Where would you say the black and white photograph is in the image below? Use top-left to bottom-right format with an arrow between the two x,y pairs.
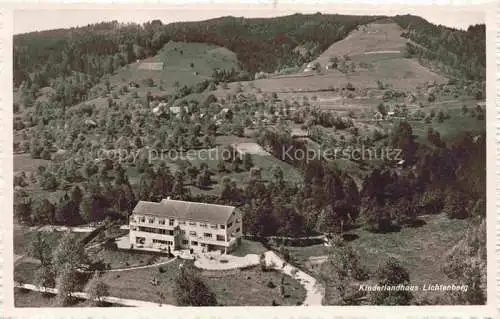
7,2 -> 494,314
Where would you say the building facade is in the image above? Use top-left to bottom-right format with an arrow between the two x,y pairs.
129,198 -> 242,254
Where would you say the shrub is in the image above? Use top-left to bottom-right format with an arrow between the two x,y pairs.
267,281 -> 276,288
371,257 -> 413,305
376,80 -> 385,90
103,238 -> 117,250
427,93 -> 436,102
443,193 -> 469,219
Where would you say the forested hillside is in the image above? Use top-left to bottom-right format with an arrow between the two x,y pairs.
393,14 -> 486,80
14,14 -> 378,88
15,13 -> 486,91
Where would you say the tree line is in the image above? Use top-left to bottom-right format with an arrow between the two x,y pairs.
394,14 -> 485,80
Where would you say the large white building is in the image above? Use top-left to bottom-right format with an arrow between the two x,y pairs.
129,198 -> 242,254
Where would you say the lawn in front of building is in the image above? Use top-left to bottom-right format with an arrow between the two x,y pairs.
99,257 -> 306,306
86,246 -> 170,270
204,266 -> 306,306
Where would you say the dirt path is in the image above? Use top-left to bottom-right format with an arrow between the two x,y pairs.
363,50 -> 401,54
264,251 -> 324,306
15,283 -> 171,307
33,225 -> 97,233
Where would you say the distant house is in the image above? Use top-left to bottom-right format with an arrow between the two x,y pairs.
152,102 -> 168,116
386,111 -> 395,119
129,81 -> 139,89
169,106 -> 184,115
304,62 -> 317,72
290,127 -> 309,138
254,71 -> 268,80
138,62 -> 164,71
373,111 -> 384,121
325,62 -> 337,70
307,62 -> 315,69
84,119 -> 97,127
152,106 -> 162,115
231,142 -> 270,157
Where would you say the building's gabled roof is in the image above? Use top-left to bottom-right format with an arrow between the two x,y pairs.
133,198 -> 236,224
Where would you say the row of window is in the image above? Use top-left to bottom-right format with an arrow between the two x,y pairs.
134,228 -> 226,242
134,216 -> 226,229
142,238 -> 226,247
188,231 -> 226,241
134,226 -> 175,235
152,239 -> 172,245
137,217 -> 175,226
133,225 -> 240,237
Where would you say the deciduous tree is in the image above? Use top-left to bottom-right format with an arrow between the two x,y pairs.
174,264 -> 217,306
85,271 -> 109,306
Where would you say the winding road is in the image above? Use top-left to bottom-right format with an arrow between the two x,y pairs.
264,251 -> 325,306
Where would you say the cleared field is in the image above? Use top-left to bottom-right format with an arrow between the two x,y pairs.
105,41 -> 239,97
348,214 -> 470,282
233,22 -> 445,95
286,214 -> 472,304
313,22 -> 408,65
187,153 -> 303,196
348,58 -> 446,89
222,60 -> 444,95
186,147 -> 302,182
410,115 -> 485,142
